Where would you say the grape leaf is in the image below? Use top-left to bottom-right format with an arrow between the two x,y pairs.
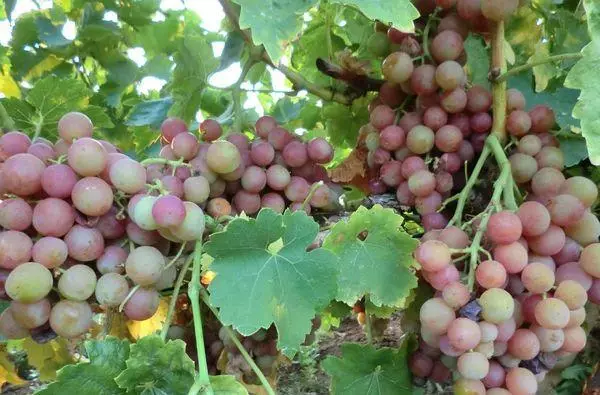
210,375 -> 248,395
557,131 -> 589,167
16,336 -> 73,382
529,42 -> 561,92
271,97 -> 307,125
323,97 -> 370,148
564,0 -> 600,165
322,205 -> 418,307
115,335 -> 195,395
36,337 -> 128,395
464,34 -> 490,89
231,0 -> 318,63
322,341 -> 414,395
205,209 -> 338,357
3,0 -> 16,21
218,31 -> 246,72
125,97 -> 174,128
329,0 -> 419,33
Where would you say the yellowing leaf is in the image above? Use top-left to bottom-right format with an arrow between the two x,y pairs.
22,338 -> 74,381
0,349 -> 25,386
24,54 -> 63,81
127,298 -> 169,339
0,66 -> 21,98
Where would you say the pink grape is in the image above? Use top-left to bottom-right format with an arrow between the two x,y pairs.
380,161 -> 404,187
27,142 -> 56,164
67,137 -> 108,176
554,280 -> 588,310
11,298 -> 51,329
2,153 -> 46,196
49,300 -> 93,338
401,156 -> 427,178
466,85 -> 492,113
507,329 -> 540,360
261,193 -> 286,213
487,211 -> 523,244
408,170 -> 436,197
560,176 -> 598,208
32,198 -> 76,237
517,201 -> 551,237
58,112 -> 93,143
0,231 -> 33,269
470,112 -> 492,134
420,298 -> 455,335
396,182 -> 415,205
126,246 -> 165,286
529,105 -> 555,133
161,175 -> 185,197
435,125 -> 463,152
71,177 -> 114,217
171,132 -> 199,160
284,176 -> 310,202
493,240 -> 530,275
457,352 -> 489,381
561,325 -> 587,353
382,52 -> 414,84
552,237 -> 582,265
531,325 -> 565,352
424,106 -> 448,131
580,243 -> 600,278
547,194 -> 585,227
160,117 -> 187,143
415,192 -> 443,215
426,264 -> 459,291
439,226 -> 470,249
267,127 -> 292,150
518,135 -> 543,156
152,195 -> 186,227
528,225 -> 566,256
447,318 -> 481,350
521,262 -> 555,294
409,352 -> 433,378
64,225 -> 104,261
415,240 -> 451,272
0,131 -> 31,158
496,317 -> 517,342
96,245 -> 128,274
250,141 -> 275,167
41,164 -> 78,198
109,158 -> 146,194
241,166 -> 267,193
234,190 -> 261,214
535,298 -> 570,329
124,287 -> 160,321
307,138 -> 334,163
170,202 -> 205,242
0,198 -> 32,231
32,237 -> 68,269
310,184 -> 331,208
483,361 -> 506,389
476,260 -> 507,289
255,116 -> 277,139
565,210 -> 600,246
505,368 -> 537,395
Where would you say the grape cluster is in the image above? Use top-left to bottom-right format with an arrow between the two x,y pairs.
362,6 -> 507,228
0,112 -> 203,341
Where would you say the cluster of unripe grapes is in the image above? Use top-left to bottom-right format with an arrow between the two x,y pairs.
362,1 -> 513,227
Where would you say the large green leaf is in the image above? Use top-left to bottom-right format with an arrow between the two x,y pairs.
125,97 -> 174,128
210,376 -> 248,395
322,340 -> 414,395
322,205 -> 418,307
115,336 -> 195,395
205,209 -> 338,357
564,0 -> 600,165
323,97 -> 371,148
36,337 -> 129,395
231,0 -> 318,63
329,0 -> 419,33
464,34 -> 490,89
218,31 -> 246,72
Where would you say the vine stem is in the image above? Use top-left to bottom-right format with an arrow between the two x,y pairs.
164,242 -> 187,270
188,241 -> 214,395
140,158 -> 192,168
199,289 -> 276,395
118,284 -> 140,312
160,255 -> 193,341
490,21 -> 508,143
494,52 -> 583,83
301,181 -> 324,211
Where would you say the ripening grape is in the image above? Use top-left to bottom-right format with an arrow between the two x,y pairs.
415,240 -> 451,272
470,112 -> 492,134
58,112 -> 93,143
396,182 -> 415,206
171,132 -> 199,160
435,171 -> 454,194
453,378 -> 486,395
496,317 -> 517,343
58,264 -> 97,301
507,110 -> 532,137
505,368 -> 538,395
0,198 -> 32,231
241,166 -> 267,193
250,141 -> 275,167
50,300 -> 93,338
517,201 -> 551,238
528,225 -> 566,256
565,210 -> 600,246
109,158 -> 146,194
53,139 -> 70,156
32,198 -> 75,237
479,288 -> 514,324
487,211 -> 523,244
208,178 -> 226,198
3,153 -> 46,196
233,190 -> 261,214
536,146 -> 564,170
467,86 -> 492,113
476,260 -> 507,289
479,322 -> 499,343
448,318 -> 482,350
420,298 -> 456,335
406,125 -> 435,154
97,245 -> 127,274
207,198 -> 232,219
399,112 -> 422,133
457,352 -> 489,381
133,195 -> 159,231
408,170 -> 436,197
481,0 -> 519,21
28,142 -> 56,164
123,287 -> 160,321
307,138 -> 334,164
67,137 -> 108,177
530,167 -> 565,199
41,163 -> 78,198
0,131 -> 31,158
435,125 -> 463,152
261,193 -> 286,213
199,119 -> 222,141
206,141 -> 242,174
510,153 -> 538,183
423,107 -> 448,132
507,88 -> 526,111
6,262 -> 53,303
521,262 -> 555,294
411,64 -> 438,95
435,61 -> 464,91
442,281 -> 470,309
160,117 -> 187,143
409,352 -> 434,378
535,297 -> 570,329
310,184 -> 332,208
152,195 -> 186,228
431,30 -> 464,62
560,176 -> 598,208
579,243 -> 600,278
65,225 -> 105,262
11,298 -> 51,329
507,328 -> 540,361
0,231 -> 32,270
440,88 -> 468,114
382,52 -> 414,83
370,105 -> 396,130
529,105 -> 555,133
282,141 -> 308,168
554,280 -> 587,310
126,246 -> 165,286
71,177 -> 114,217
561,325 -> 586,353
255,116 -> 277,139
183,176 -> 210,204
267,127 -> 292,150
547,194 -> 585,228
517,135 -> 542,157
170,202 -> 206,241
32,237 -> 68,269
95,273 -> 130,307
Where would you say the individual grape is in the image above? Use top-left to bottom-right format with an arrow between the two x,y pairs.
206,198 -> 232,219
425,263 -> 459,290
406,125 -> 435,154
32,237 -> 68,269
554,280 -> 587,311
170,202 -> 206,241
108,158 -> 146,194
422,213 -> 448,231
435,171 -> 454,194
310,184 -> 332,208
126,246 -> 165,286
0,198 -> 32,231
565,210 -> 600,246
458,140 -> 475,163
255,116 -> 277,139
32,198 -> 75,237
453,378 -> 486,395
250,141 -> 275,167
369,105 -> 396,130
160,145 -> 176,160
96,209 -> 126,240
266,127 -> 291,150
518,135 -> 542,157
470,132 -> 488,153
506,329 -> 541,361
528,225 -> 566,256
531,325 -> 565,353
199,119 -> 222,141
430,360 -> 451,383
420,298 -> 456,335
435,125 -> 463,152
470,112 -> 492,134
547,194 -> 585,228
11,298 -> 51,329
206,141 -> 242,174
531,167 -> 565,198
479,288 -> 514,324
505,368 -> 537,395
382,52 -> 414,83
483,361 -> 506,389
435,60 -> 464,91
182,176 -> 210,204
123,287 -> 160,321
133,195 -> 159,231
58,112 -> 93,143
282,141 -> 308,168
380,161 -> 404,187
439,334 -> 463,357
552,237 -> 582,266
398,112 -> 422,133
448,318 -> 482,350
507,110 -> 532,137
514,202 -> 549,240
411,64 -> 438,95
481,0 -> 518,21
95,273 -> 130,307
408,170 -> 436,198
378,126 -> 404,151
568,307 -> 587,328
233,190 -> 261,215
457,352 -> 489,380
479,322 -> 499,343
487,211 -> 523,244
507,88 -> 526,111
536,147 -> 564,170
579,243 -> 600,278
560,176 -> 598,208
467,86 -> 493,113
439,87 -> 467,114
97,245 -> 127,274
423,107 -> 448,132
439,227 -> 470,249
529,254 -> 556,272
379,82 -> 405,107
67,137 -> 108,177
529,105 -> 555,133
431,30 -> 464,62
476,260 -> 507,289
284,176 -> 310,202
415,240 -> 451,272
409,352 -> 434,378
449,113 -> 471,138
496,317 -> 517,342
5,262 -> 53,302
241,166 -> 267,193
41,164 -> 78,198
160,117 -> 187,143
50,300 -> 93,338
2,153 -> 46,196
152,195 -> 186,228
53,138 -> 70,156
521,262 -> 555,294
401,156 -> 426,178
71,177 -> 114,217
396,182 -> 415,206
28,142 -> 56,164
510,153 -> 538,184
64,225 -> 104,262
0,131 -> 31,159
555,261 -> 593,291
561,326 -> 586,353
307,138 -> 334,164
264,164 -> 290,191
365,132 -> 380,152
535,298 -> 570,329
171,132 -> 199,160
260,193 -> 286,213
58,264 -> 97,301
